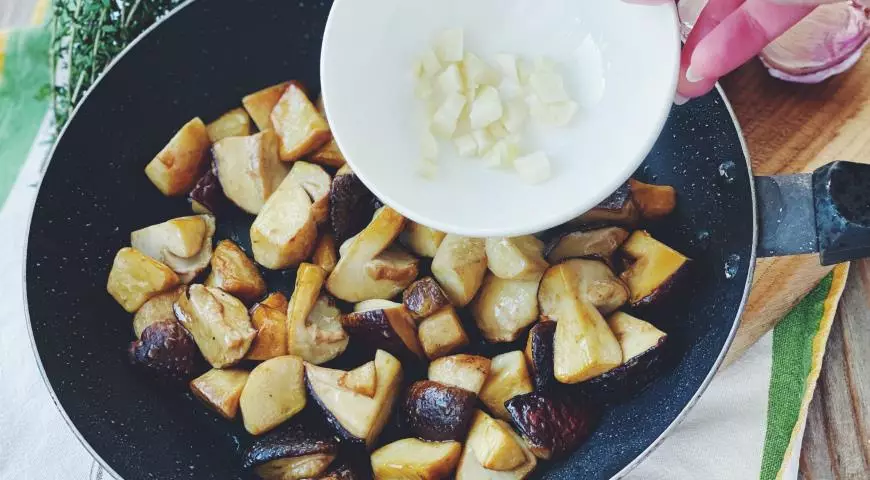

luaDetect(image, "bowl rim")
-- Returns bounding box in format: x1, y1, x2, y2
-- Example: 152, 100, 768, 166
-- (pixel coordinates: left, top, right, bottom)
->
20, 0, 757, 478
320, 0, 684, 237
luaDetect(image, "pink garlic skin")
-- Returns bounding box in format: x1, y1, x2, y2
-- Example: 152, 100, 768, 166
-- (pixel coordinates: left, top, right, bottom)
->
677, 0, 869, 84
761, 2, 870, 83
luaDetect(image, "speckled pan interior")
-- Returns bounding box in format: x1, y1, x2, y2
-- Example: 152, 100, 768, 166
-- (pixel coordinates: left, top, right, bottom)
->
25, 0, 754, 478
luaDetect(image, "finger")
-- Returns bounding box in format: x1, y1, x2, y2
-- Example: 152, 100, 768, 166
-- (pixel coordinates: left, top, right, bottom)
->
676, 0, 746, 101
679, 0, 815, 98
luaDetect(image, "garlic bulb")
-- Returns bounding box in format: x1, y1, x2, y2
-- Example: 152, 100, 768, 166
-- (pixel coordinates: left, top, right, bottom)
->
760, 2, 870, 84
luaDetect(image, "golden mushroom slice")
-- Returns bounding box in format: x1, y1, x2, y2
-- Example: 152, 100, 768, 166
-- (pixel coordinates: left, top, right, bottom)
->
214, 130, 290, 215
428, 354, 491, 395
325, 206, 411, 302
478, 351, 534, 420
471, 274, 540, 343
311, 234, 338, 274
539, 263, 622, 384
190, 368, 250, 420
371, 438, 462, 480
455, 411, 537, 479
174, 284, 257, 368
131, 215, 216, 283
287, 161, 331, 224
342, 300, 425, 362
107, 247, 180, 313
271, 81, 331, 161
484, 236, 548, 281
242, 81, 290, 131
417, 307, 470, 360
431, 235, 487, 307
305, 350, 403, 448
402, 221, 447, 258
554, 259, 629, 315
246, 293, 289, 361
144, 117, 211, 196
619, 230, 691, 307
287, 263, 349, 365
205, 240, 267, 304
544, 227, 630, 265
250, 173, 318, 270
206, 107, 252, 143
132, 286, 185, 337
240, 355, 308, 435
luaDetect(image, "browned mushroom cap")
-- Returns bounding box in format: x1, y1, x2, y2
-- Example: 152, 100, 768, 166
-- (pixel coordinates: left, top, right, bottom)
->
404, 380, 477, 442
569, 182, 639, 228
402, 277, 451, 321
127, 320, 207, 386
629, 179, 677, 220
544, 227, 629, 265
505, 391, 599, 460
242, 421, 339, 479
525, 321, 556, 391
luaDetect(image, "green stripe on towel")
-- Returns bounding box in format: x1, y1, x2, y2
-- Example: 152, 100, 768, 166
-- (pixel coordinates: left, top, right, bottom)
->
759, 272, 833, 479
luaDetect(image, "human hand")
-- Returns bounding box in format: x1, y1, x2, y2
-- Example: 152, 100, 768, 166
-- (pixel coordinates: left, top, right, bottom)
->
631, 0, 839, 103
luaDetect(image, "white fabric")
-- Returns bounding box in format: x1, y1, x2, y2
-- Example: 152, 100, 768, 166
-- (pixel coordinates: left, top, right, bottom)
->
0, 118, 797, 480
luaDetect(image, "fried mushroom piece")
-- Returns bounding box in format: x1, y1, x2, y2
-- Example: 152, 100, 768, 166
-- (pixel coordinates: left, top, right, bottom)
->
188, 159, 226, 215
213, 130, 289, 215
431, 235, 487, 308
132, 286, 185, 338
174, 284, 257, 368
107, 247, 180, 313
371, 438, 462, 480
247, 293, 289, 361
619, 230, 691, 306
271, 81, 332, 161
629, 179, 677, 220
484, 236, 548, 281
402, 277, 451, 322
471, 274, 540, 343
402, 222, 447, 258
326, 207, 413, 302
505, 392, 598, 460
250, 173, 318, 269
310, 96, 347, 168
205, 240, 267, 304
305, 350, 403, 448
428, 354, 491, 395
127, 320, 206, 386
570, 182, 639, 227
455, 414, 537, 479
242, 421, 339, 480
342, 300, 424, 362
312, 234, 339, 274
524, 321, 556, 391
557, 259, 629, 315
144, 117, 211, 196
478, 351, 534, 421
243, 81, 290, 131
329, 171, 382, 245
206, 107, 252, 143
286, 263, 349, 365
544, 227, 630, 265
240, 355, 308, 435
417, 308, 470, 360
404, 380, 477, 442
131, 215, 216, 283
287, 161, 332, 224
190, 368, 250, 420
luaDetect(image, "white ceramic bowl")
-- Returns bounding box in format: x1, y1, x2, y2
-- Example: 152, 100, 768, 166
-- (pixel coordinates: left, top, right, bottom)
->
321, 0, 680, 237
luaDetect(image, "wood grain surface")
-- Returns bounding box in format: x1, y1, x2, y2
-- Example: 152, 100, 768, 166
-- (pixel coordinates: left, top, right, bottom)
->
721, 58, 870, 479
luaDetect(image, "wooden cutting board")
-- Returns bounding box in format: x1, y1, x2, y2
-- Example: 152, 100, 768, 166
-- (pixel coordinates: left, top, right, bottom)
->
719, 56, 870, 365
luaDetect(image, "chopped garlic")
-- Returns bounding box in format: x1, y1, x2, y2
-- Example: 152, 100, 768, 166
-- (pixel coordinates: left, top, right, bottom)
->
472, 129, 495, 155
432, 93, 467, 138
454, 134, 478, 157
487, 121, 509, 140
436, 29, 464, 63
494, 54, 519, 84
469, 86, 503, 130
415, 77, 434, 99
463, 52, 499, 87
419, 158, 438, 179
529, 70, 570, 104
438, 63, 465, 93
421, 128, 439, 159
514, 152, 551, 184
483, 139, 519, 168
527, 96, 577, 126
420, 48, 442, 77
501, 98, 527, 133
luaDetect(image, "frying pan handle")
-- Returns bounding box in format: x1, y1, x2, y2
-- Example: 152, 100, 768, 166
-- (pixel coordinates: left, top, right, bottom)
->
756, 161, 870, 266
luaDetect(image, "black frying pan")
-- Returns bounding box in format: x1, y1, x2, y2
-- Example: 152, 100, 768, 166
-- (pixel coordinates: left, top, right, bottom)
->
25, 0, 870, 478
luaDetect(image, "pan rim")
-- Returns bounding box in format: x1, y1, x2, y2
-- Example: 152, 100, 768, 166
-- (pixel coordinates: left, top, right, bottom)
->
20, 0, 759, 477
